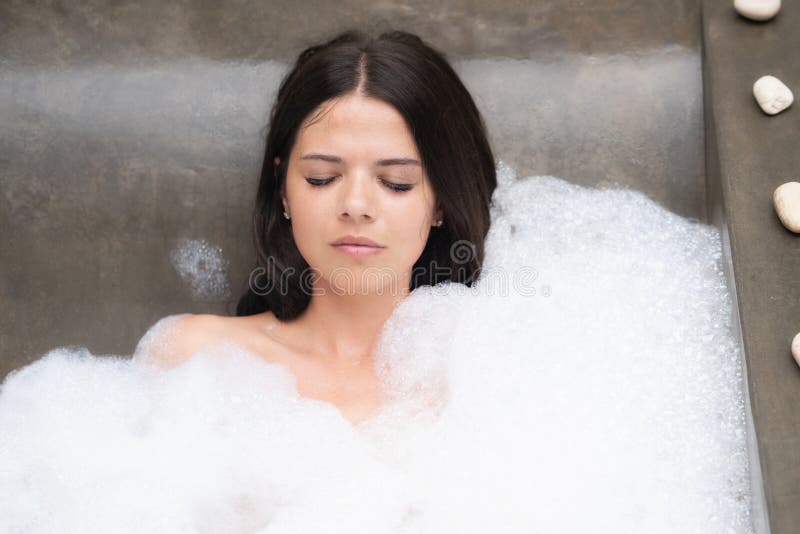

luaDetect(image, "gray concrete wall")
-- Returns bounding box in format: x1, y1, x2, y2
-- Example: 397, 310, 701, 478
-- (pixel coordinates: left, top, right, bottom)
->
702, 1, 800, 532
0, 0, 704, 370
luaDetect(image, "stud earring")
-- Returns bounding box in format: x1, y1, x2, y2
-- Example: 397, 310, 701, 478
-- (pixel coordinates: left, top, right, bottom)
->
435, 219, 443, 227
283, 211, 290, 220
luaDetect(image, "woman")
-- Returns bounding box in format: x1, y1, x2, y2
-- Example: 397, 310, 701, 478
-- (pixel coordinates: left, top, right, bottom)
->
139, 29, 497, 426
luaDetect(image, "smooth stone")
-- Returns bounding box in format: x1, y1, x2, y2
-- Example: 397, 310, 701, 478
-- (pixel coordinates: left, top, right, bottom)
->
734, 0, 781, 21
773, 182, 800, 233
792, 332, 800, 368
753, 75, 794, 115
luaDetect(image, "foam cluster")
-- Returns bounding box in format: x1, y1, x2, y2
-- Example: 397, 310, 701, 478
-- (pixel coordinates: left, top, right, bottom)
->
169, 237, 232, 302
0, 162, 756, 533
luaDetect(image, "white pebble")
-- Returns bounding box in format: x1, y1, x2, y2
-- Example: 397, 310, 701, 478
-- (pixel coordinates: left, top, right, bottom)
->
753, 75, 794, 115
773, 182, 800, 233
734, 0, 781, 21
793, 332, 800, 367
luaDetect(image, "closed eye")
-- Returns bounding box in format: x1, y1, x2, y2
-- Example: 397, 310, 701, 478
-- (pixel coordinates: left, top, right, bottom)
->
305, 177, 335, 187
304, 176, 413, 193
382, 179, 413, 192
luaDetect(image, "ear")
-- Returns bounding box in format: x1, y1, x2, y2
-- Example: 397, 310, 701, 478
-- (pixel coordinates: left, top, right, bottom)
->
273, 156, 281, 178
433, 202, 443, 225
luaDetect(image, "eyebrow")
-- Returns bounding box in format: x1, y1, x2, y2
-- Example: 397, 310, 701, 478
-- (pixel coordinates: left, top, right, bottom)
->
299, 153, 421, 167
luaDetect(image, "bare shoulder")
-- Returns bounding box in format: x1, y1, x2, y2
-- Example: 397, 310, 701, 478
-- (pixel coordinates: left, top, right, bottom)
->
133, 312, 283, 369
133, 313, 229, 369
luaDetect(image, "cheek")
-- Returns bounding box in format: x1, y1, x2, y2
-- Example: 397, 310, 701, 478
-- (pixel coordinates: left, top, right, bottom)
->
286, 185, 327, 236
285, 204, 322, 263
389, 204, 433, 256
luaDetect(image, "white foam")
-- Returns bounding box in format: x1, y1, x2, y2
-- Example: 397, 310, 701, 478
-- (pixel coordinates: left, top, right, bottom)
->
169, 237, 232, 302
0, 162, 756, 533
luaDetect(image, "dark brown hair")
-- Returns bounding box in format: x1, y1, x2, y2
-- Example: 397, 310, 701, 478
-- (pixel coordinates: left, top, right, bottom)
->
236, 29, 497, 319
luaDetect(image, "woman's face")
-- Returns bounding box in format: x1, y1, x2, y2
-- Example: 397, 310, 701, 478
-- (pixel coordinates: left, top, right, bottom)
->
279, 93, 443, 295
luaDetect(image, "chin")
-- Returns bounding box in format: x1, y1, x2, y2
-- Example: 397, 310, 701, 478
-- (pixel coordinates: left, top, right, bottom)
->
324, 268, 403, 296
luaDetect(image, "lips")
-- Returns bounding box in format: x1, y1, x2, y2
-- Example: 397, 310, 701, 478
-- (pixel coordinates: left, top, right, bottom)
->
333, 244, 384, 257
331, 235, 385, 258
331, 235, 384, 248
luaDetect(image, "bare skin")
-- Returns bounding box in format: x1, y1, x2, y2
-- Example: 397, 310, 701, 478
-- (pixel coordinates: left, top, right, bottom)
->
146, 91, 443, 426
159, 311, 384, 426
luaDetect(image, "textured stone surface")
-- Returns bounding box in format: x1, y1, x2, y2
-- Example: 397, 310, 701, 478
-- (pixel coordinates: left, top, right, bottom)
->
703, 0, 800, 531
0, 0, 704, 371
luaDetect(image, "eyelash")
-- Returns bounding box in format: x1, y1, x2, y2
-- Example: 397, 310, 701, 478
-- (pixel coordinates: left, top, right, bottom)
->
305, 176, 413, 193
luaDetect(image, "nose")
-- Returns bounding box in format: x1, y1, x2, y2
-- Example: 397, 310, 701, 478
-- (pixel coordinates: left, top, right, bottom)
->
337, 171, 376, 223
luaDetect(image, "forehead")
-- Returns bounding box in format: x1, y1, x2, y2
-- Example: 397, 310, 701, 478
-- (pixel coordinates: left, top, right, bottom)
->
294, 95, 420, 158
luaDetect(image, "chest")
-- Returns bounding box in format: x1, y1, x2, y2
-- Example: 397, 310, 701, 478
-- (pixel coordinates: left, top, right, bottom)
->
240, 335, 382, 424
292, 362, 383, 425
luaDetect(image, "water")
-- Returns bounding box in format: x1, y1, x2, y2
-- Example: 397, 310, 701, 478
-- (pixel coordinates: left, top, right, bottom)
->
0, 161, 755, 533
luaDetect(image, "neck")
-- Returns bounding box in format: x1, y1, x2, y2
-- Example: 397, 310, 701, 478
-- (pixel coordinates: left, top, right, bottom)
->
300, 276, 410, 367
